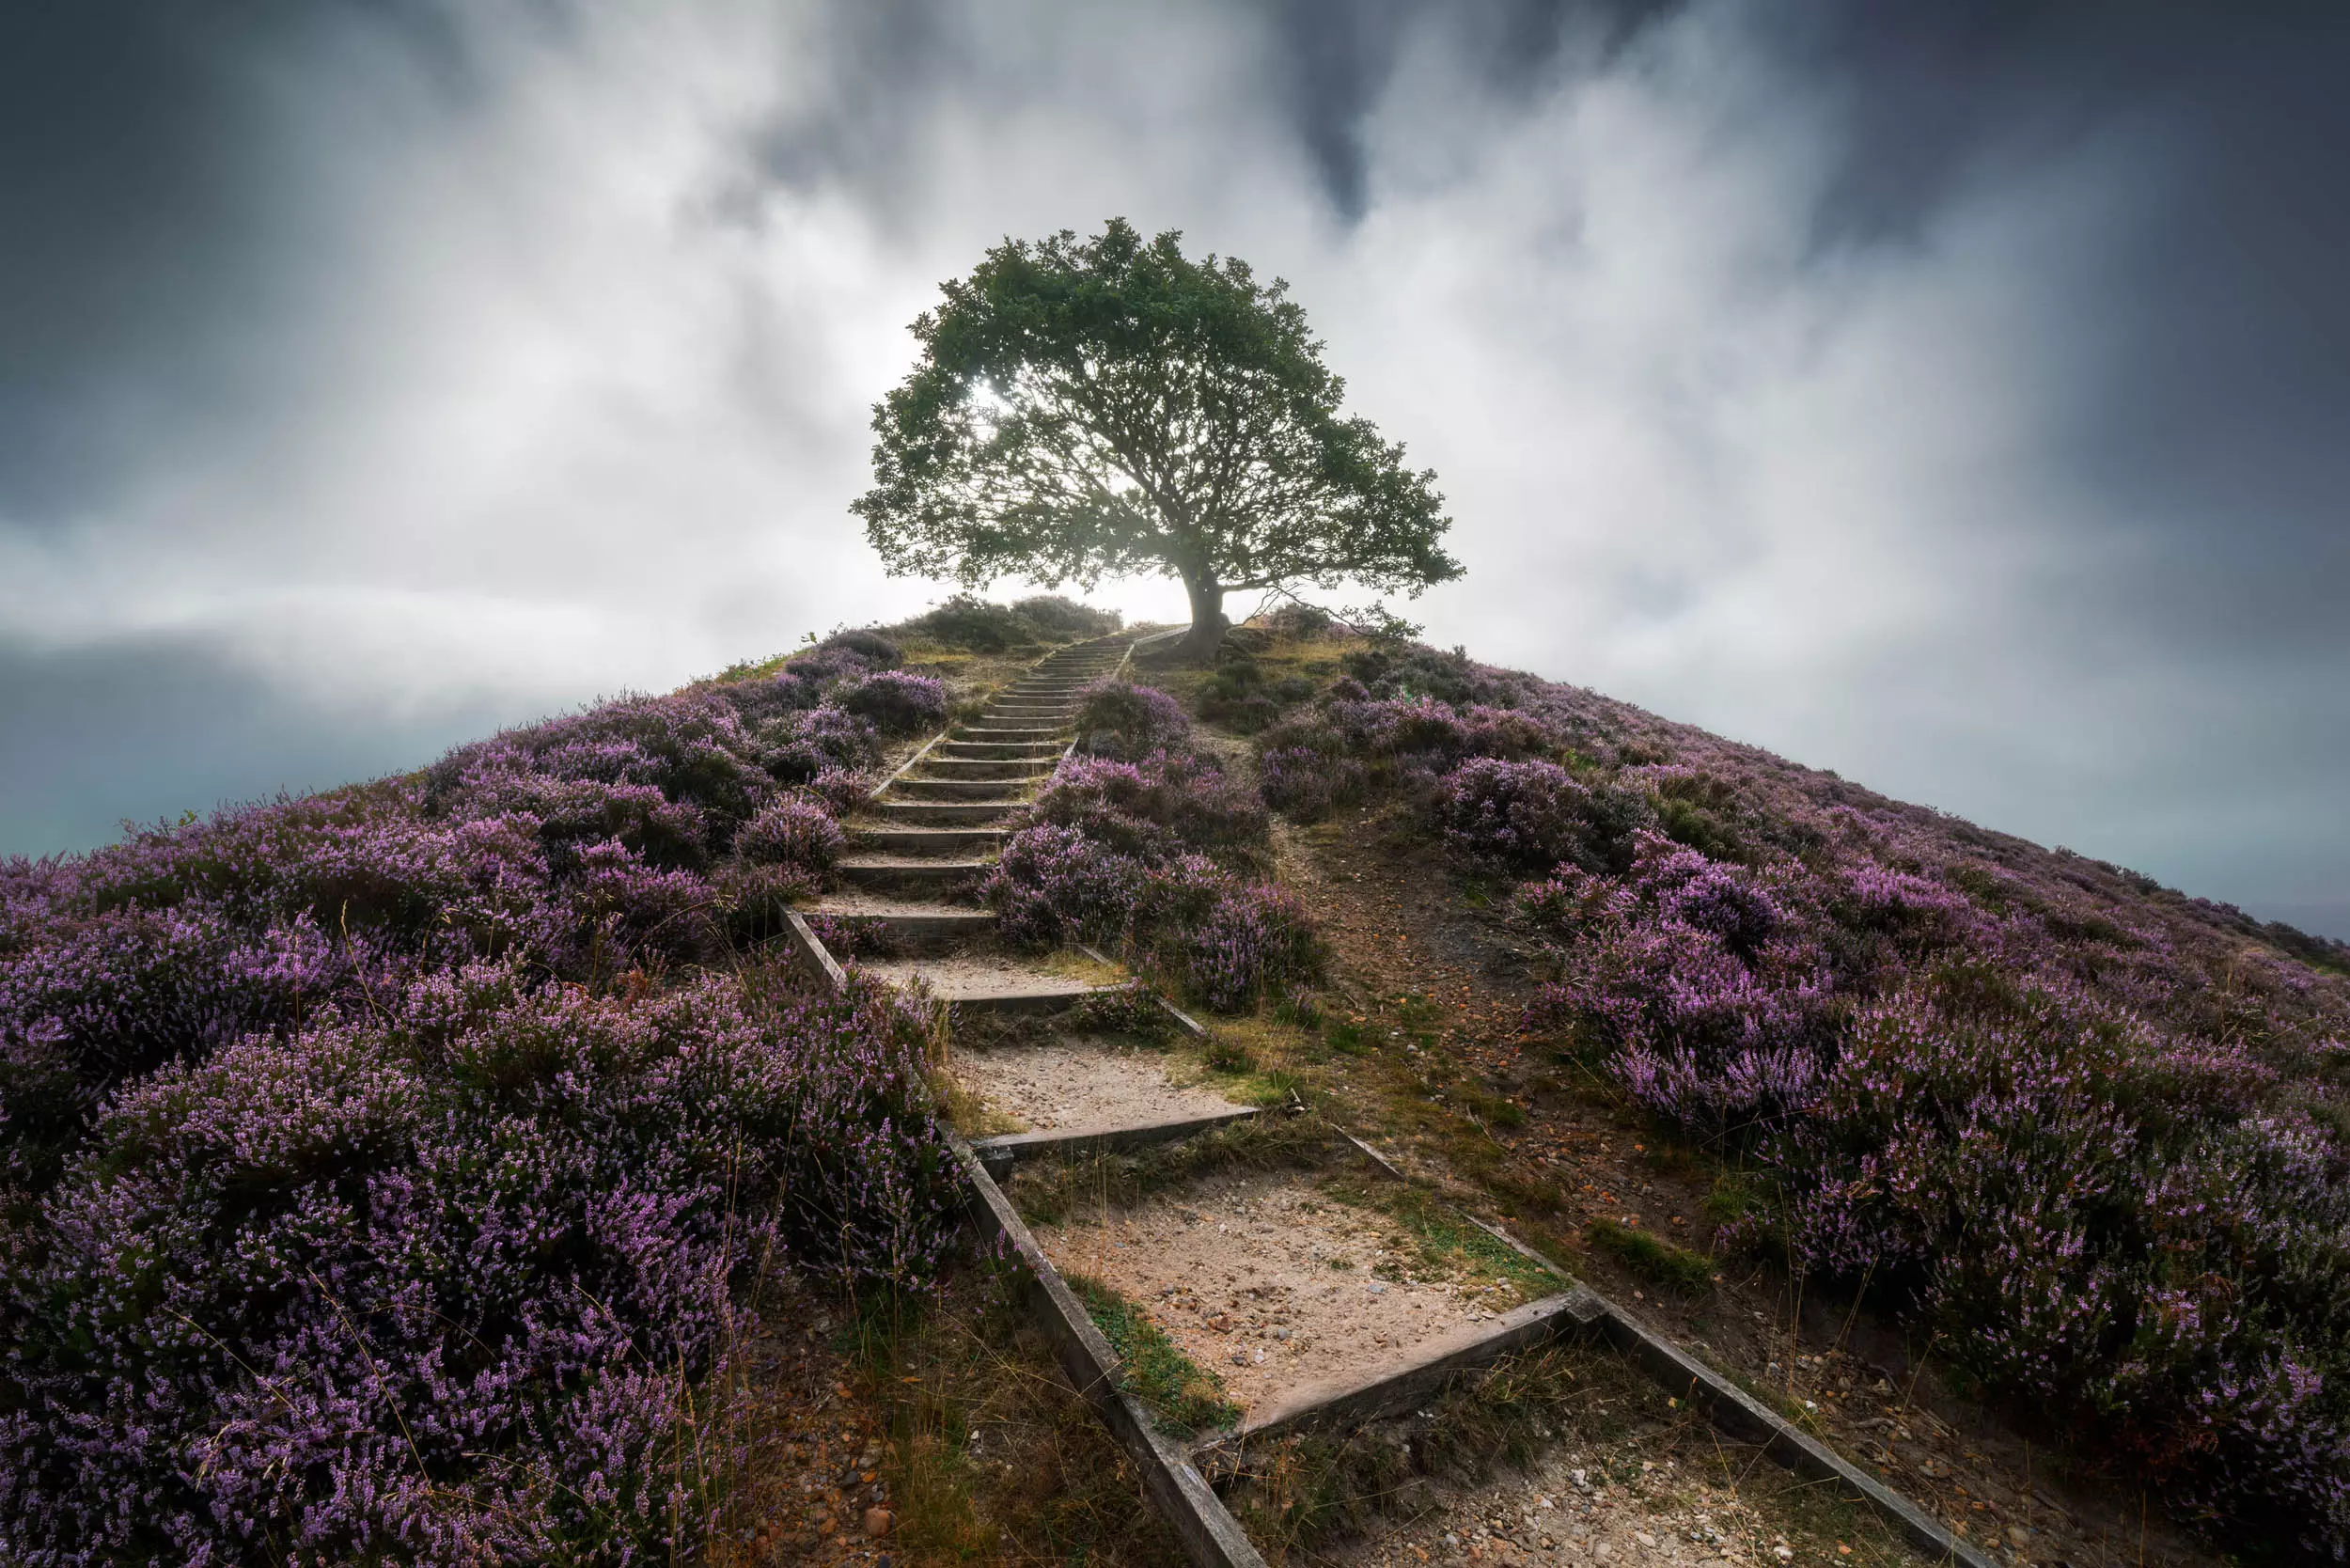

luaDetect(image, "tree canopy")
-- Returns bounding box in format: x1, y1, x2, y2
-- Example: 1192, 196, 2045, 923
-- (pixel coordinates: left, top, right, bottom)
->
853, 218, 1462, 656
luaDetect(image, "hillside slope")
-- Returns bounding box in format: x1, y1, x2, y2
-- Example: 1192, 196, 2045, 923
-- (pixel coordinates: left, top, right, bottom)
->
1168, 611, 2350, 1560
4, 597, 2344, 1566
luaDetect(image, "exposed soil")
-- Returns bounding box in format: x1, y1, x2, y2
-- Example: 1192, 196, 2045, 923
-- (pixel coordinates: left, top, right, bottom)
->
1031, 1171, 1528, 1418
951, 1037, 1247, 1132
713, 1274, 901, 1567
1339, 1440, 1825, 1568
866, 952, 1114, 1001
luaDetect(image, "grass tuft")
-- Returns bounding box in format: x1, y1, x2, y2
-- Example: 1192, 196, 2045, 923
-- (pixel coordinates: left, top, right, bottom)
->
1065, 1274, 1240, 1438
1585, 1217, 1715, 1294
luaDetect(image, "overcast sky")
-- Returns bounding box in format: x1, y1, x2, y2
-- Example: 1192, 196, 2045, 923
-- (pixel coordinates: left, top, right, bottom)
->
4, 0, 2346, 938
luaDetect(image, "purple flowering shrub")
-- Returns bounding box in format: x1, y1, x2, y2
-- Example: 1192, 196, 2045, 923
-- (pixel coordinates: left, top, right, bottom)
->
736, 797, 846, 874
1026, 752, 1268, 860
834, 669, 949, 738
756, 705, 878, 787
1433, 757, 1654, 875
1774, 967, 2350, 1546
0, 653, 977, 1561
1231, 618, 2350, 1550
1073, 679, 1194, 762
983, 748, 1316, 1012
1518, 837, 1841, 1130
0, 963, 953, 1564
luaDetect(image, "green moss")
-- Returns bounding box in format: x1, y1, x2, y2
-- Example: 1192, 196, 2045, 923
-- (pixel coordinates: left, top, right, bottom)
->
1586, 1217, 1715, 1295
1065, 1275, 1239, 1438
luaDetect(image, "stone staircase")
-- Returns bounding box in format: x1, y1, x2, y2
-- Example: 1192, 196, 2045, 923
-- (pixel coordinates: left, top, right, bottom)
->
808, 632, 1138, 1010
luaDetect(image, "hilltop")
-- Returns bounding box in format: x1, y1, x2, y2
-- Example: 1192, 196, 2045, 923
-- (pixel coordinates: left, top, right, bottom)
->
2, 597, 2344, 1566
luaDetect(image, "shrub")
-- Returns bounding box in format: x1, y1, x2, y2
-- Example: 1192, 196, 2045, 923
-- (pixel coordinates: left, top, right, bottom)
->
1432, 757, 1652, 875
736, 797, 846, 873
0, 965, 956, 1563
1073, 679, 1193, 761
818, 627, 903, 666
985, 747, 1310, 1012
1028, 752, 1267, 861
1775, 971, 2350, 1553
1177, 881, 1322, 1012
756, 705, 877, 784
834, 670, 948, 738
1010, 595, 1122, 639
894, 594, 1030, 652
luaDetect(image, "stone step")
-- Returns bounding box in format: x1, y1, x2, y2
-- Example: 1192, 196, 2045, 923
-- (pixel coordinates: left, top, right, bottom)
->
934, 740, 1064, 760
850, 823, 1010, 852
807, 895, 995, 952
864, 954, 1130, 1013
868, 800, 1025, 824
838, 855, 995, 891
916, 758, 1057, 781
887, 776, 1039, 802
952, 735, 1065, 750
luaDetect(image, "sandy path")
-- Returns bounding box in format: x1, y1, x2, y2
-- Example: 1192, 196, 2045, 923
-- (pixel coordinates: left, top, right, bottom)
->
952, 1038, 1245, 1131
1032, 1171, 1524, 1417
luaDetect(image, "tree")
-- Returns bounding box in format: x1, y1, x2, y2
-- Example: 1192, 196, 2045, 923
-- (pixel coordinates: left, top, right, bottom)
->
853, 218, 1463, 659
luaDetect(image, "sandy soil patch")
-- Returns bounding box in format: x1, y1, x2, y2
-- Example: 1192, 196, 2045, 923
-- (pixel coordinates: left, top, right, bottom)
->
1031, 1171, 1523, 1418
864, 954, 1112, 1001
951, 1039, 1244, 1132
1335, 1443, 1782, 1568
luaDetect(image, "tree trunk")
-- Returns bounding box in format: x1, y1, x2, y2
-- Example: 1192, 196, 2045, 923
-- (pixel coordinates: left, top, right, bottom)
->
1177, 572, 1227, 662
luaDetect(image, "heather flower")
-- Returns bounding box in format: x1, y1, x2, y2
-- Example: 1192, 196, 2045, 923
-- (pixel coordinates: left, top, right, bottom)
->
757, 704, 878, 784
833, 669, 949, 737
1073, 678, 1193, 761
735, 796, 846, 874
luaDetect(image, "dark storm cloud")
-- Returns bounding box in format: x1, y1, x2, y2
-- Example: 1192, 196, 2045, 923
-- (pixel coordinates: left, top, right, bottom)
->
1, 0, 2345, 939
0, 634, 510, 855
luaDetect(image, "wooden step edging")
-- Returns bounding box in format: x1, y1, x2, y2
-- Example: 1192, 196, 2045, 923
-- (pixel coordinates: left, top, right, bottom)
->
968, 1106, 1261, 1180
951, 1132, 1269, 1568
1189, 1286, 1607, 1474
1333, 1154, 1995, 1568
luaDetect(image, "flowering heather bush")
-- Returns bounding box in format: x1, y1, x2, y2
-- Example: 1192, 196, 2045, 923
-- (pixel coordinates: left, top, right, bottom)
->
0, 964, 955, 1564
984, 740, 1314, 1012
1027, 751, 1267, 860
1073, 679, 1194, 761
818, 627, 903, 666
1432, 757, 1654, 875
834, 669, 949, 738
735, 796, 846, 874
756, 704, 878, 786
1176, 881, 1320, 1012
1256, 745, 1368, 820
1773, 968, 2350, 1551
1519, 839, 1840, 1131
0, 661, 964, 1562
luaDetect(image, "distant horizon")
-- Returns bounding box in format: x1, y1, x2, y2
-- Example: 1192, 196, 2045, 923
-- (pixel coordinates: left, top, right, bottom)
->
9, 590, 2344, 949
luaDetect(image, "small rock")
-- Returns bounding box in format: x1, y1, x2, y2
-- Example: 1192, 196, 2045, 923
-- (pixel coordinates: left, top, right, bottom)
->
863, 1506, 894, 1538
1637, 1533, 1659, 1548
1369, 1282, 1387, 1295
2008, 1529, 2030, 1547
1230, 1348, 1249, 1365
1274, 1326, 1292, 1341
1774, 1547, 1794, 1561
